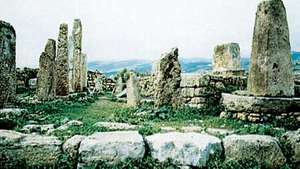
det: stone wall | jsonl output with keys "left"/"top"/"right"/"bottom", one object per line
{"left": 181, "top": 74, "right": 247, "bottom": 108}
{"left": 139, "top": 73, "right": 247, "bottom": 108}
{"left": 16, "top": 68, "right": 38, "bottom": 91}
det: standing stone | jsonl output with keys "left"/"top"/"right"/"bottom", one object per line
{"left": 127, "top": 73, "right": 141, "bottom": 107}
{"left": 68, "top": 36, "right": 74, "bottom": 93}
{"left": 81, "top": 53, "right": 87, "bottom": 90}
{"left": 115, "top": 76, "right": 125, "bottom": 94}
{"left": 213, "top": 43, "right": 241, "bottom": 71}
{"left": 0, "top": 21, "right": 16, "bottom": 108}
{"left": 154, "top": 47, "right": 182, "bottom": 108}
{"left": 56, "top": 23, "right": 69, "bottom": 96}
{"left": 37, "top": 39, "right": 56, "bottom": 101}
{"left": 72, "top": 19, "right": 83, "bottom": 92}
{"left": 248, "top": 0, "right": 294, "bottom": 97}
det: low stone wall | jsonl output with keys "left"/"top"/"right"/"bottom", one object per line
{"left": 1, "top": 128, "right": 299, "bottom": 168}
{"left": 180, "top": 74, "right": 247, "bottom": 108}
{"left": 16, "top": 68, "right": 38, "bottom": 91}
{"left": 138, "top": 73, "right": 247, "bottom": 108}
{"left": 221, "top": 93, "right": 300, "bottom": 123}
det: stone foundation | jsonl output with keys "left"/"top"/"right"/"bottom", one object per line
{"left": 139, "top": 73, "right": 247, "bottom": 108}
{"left": 221, "top": 93, "right": 300, "bottom": 122}
{"left": 180, "top": 74, "right": 247, "bottom": 108}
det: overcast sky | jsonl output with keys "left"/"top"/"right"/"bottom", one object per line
{"left": 1, "top": 0, "right": 300, "bottom": 68}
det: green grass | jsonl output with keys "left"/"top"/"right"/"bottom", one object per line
{"left": 12, "top": 92, "right": 296, "bottom": 140}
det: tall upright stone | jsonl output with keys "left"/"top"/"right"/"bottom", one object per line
{"left": 127, "top": 73, "right": 141, "bottom": 107}
{"left": 81, "top": 53, "right": 87, "bottom": 89}
{"left": 154, "top": 47, "right": 182, "bottom": 108}
{"left": 37, "top": 39, "right": 56, "bottom": 101}
{"left": 0, "top": 21, "right": 16, "bottom": 108}
{"left": 72, "top": 19, "right": 83, "bottom": 92}
{"left": 56, "top": 23, "right": 69, "bottom": 96}
{"left": 248, "top": 0, "right": 294, "bottom": 97}
{"left": 213, "top": 43, "right": 241, "bottom": 71}
{"left": 68, "top": 36, "right": 74, "bottom": 93}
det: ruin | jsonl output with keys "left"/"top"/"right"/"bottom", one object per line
{"left": 56, "top": 23, "right": 69, "bottom": 96}
{"left": 221, "top": 0, "right": 300, "bottom": 122}
{"left": 126, "top": 73, "right": 141, "bottom": 107}
{"left": 72, "top": 19, "right": 83, "bottom": 92}
{"left": 68, "top": 35, "right": 75, "bottom": 93}
{"left": 37, "top": 39, "right": 56, "bottom": 101}
{"left": 81, "top": 53, "right": 87, "bottom": 90}
{"left": 213, "top": 43, "right": 244, "bottom": 76}
{"left": 247, "top": 0, "right": 294, "bottom": 97}
{"left": 0, "top": 21, "right": 16, "bottom": 108}
{"left": 154, "top": 47, "right": 182, "bottom": 108}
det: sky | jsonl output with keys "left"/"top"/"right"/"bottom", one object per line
{"left": 1, "top": 0, "right": 300, "bottom": 68}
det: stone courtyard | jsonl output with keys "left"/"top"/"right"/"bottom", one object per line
{"left": 0, "top": 0, "right": 300, "bottom": 169}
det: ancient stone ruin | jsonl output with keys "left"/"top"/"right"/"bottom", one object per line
{"left": 213, "top": 43, "right": 244, "bottom": 76}
{"left": 0, "top": 20, "right": 16, "bottom": 108}
{"left": 247, "top": 0, "right": 294, "bottom": 97}
{"left": 154, "top": 47, "right": 181, "bottom": 108}
{"left": 37, "top": 39, "right": 56, "bottom": 101}
{"left": 126, "top": 73, "right": 141, "bottom": 107}
{"left": 221, "top": 0, "right": 300, "bottom": 122}
{"left": 68, "top": 35, "right": 75, "bottom": 93}
{"left": 72, "top": 19, "right": 83, "bottom": 92}
{"left": 56, "top": 23, "right": 69, "bottom": 96}
{"left": 81, "top": 53, "right": 87, "bottom": 90}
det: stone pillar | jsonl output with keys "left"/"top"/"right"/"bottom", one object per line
{"left": 0, "top": 21, "right": 16, "bottom": 108}
{"left": 114, "top": 76, "right": 124, "bottom": 94}
{"left": 68, "top": 36, "right": 74, "bottom": 93}
{"left": 56, "top": 23, "right": 69, "bottom": 96}
{"left": 72, "top": 19, "right": 83, "bottom": 92}
{"left": 81, "top": 53, "right": 87, "bottom": 90}
{"left": 247, "top": 0, "right": 294, "bottom": 97}
{"left": 37, "top": 39, "right": 56, "bottom": 101}
{"left": 127, "top": 73, "right": 141, "bottom": 107}
{"left": 154, "top": 47, "right": 182, "bottom": 108}
{"left": 213, "top": 43, "right": 241, "bottom": 71}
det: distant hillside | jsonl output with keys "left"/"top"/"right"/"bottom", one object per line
{"left": 89, "top": 51, "right": 300, "bottom": 76}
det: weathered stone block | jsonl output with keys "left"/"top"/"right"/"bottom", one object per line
{"left": 224, "top": 134, "right": 286, "bottom": 168}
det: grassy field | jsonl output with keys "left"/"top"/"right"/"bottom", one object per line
{"left": 12, "top": 92, "right": 298, "bottom": 140}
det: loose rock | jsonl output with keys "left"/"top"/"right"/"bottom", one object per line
{"left": 224, "top": 134, "right": 286, "bottom": 168}
{"left": 145, "top": 132, "right": 222, "bottom": 168}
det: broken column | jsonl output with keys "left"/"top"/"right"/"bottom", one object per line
{"left": 213, "top": 43, "right": 244, "bottom": 76}
{"left": 0, "top": 21, "right": 16, "bottom": 108}
{"left": 68, "top": 36, "right": 74, "bottom": 93}
{"left": 56, "top": 23, "right": 69, "bottom": 96}
{"left": 81, "top": 53, "right": 87, "bottom": 90}
{"left": 72, "top": 19, "right": 83, "bottom": 92}
{"left": 37, "top": 39, "right": 56, "bottom": 101}
{"left": 127, "top": 73, "right": 141, "bottom": 107}
{"left": 154, "top": 47, "right": 182, "bottom": 108}
{"left": 248, "top": 0, "right": 294, "bottom": 97}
